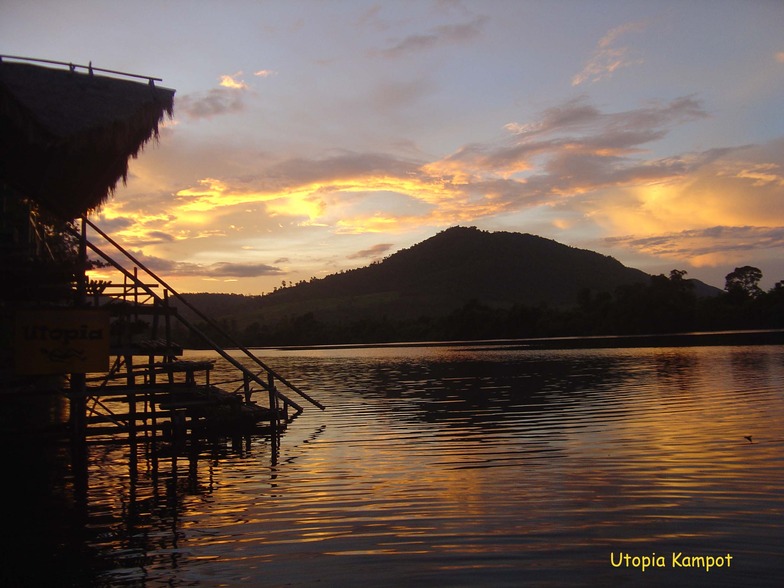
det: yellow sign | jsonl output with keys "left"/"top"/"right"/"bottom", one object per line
{"left": 14, "top": 309, "right": 110, "bottom": 375}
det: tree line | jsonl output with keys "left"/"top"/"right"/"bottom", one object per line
{"left": 177, "top": 266, "right": 783, "bottom": 348}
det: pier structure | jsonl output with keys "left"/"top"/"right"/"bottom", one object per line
{"left": 1, "top": 55, "right": 322, "bottom": 451}
{"left": 68, "top": 216, "right": 324, "bottom": 447}
{"left": 1, "top": 58, "right": 327, "bottom": 578}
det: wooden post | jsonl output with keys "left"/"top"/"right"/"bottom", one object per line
{"left": 268, "top": 373, "right": 278, "bottom": 431}
{"left": 69, "top": 216, "right": 89, "bottom": 442}
{"left": 126, "top": 354, "right": 135, "bottom": 387}
{"left": 133, "top": 266, "right": 138, "bottom": 306}
{"left": 243, "top": 373, "right": 251, "bottom": 403}
{"left": 128, "top": 387, "right": 136, "bottom": 446}
{"left": 164, "top": 289, "right": 172, "bottom": 361}
{"left": 172, "top": 408, "right": 186, "bottom": 451}
{"left": 149, "top": 384, "right": 157, "bottom": 447}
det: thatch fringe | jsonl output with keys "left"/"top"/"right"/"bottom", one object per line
{"left": 0, "top": 61, "right": 175, "bottom": 219}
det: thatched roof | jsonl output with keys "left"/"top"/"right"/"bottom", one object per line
{"left": 0, "top": 59, "right": 175, "bottom": 219}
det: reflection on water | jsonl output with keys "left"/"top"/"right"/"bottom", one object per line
{"left": 3, "top": 345, "right": 783, "bottom": 586}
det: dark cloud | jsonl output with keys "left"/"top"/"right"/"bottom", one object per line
{"left": 93, "top": 216, "right": 134, "bottom": 233}
{"left": 177, "top": 88, "right": 245, "bottom": 120}
{"left": 508, "top": 96, "right": 705, "bottom": 143}
{"left": 146, "top": 231, "right": 175, "bottom": 242}
{"left": 348, "top": 243, "right": 394, "bottom": 260}
{"left": 370, "top": 77, "right": 434, "bottom": 114}
{"left": 377, "top": 15, "right": 487, "bottom": 57}
{"left": 605, "top": 226, "right": 784, "bottom": 257}
{"left": 508, "top": 97, "right": 602, "bottom": 136}
{"left": 126, "top": 250, "right": 283, "bottom": 278}
{"left": 207, "top": 262, "right": 284, "bottom": 278}
{"left": 449, "top": 97, "right": 705, "bottom": 174}
{"left": 439, "top": 96, "right": 710, "bottom": 203}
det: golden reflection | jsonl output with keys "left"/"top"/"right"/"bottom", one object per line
{"left": 63, "top": 346, "right": 784, "bottom": 584}
{"left": 563, "top": 349, "right": 782, "bottom": 494}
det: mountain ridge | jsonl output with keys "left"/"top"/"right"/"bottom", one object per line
{"left": 179, "top": 226, "right": 721, "bottom": 327}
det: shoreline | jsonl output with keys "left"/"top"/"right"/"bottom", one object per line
{"left": 187, "top": 329, "right": 784, "bottom": 353}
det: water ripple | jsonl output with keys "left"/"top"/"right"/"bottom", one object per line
{"left": 38, "top": 345, "right": 784, "bottom": 586}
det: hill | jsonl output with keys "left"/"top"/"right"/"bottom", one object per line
{"left": 254, "top": 226, "right": 654, "bottom": 321}
{"left": 173, "top": 227, "right": 723, "bottom": 346}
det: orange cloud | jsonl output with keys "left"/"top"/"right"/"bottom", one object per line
{"left": 605, "top": 226, "right": 784, "bottom": 269}
{"left": 173, "top": 172, "right": 469, "bottom": 228}
{"left": 219, "top": 72, "right": 247, "bottom": 89}
{"left": 582, "top": 137, "right": 784, "bottom": 241}
{"left": 689, "top": 251, "right": 746, "bottom": 268}
{"left": 102, "top": 95, "right": 782, "bottom": 291}
{"left": 336, "top": 214, "right": 400, "bottom": 234}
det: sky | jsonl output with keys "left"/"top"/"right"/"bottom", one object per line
{"left": 3, "top": 0, "right": 783, "bottom": 294}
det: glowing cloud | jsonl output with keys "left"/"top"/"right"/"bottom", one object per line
{"left": 605, "top": 226, "right": 784, "bottom": 268}
{"left": 146, "top": 96, "right": 730, "bottom": 247}
{"left": 104, "top": 91, "right": 781, "bottom": 291}
{"left": 219, "top": 71, "right": 248, "bottom": 89}
{"left": 336, "top": 215, "right": 400, "bottom": 234}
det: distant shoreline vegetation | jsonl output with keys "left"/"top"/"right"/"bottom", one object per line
{"left": 238, "top": 330, "right": 784, "bottom": 352}
{"left": 165, "top": 228, "right": 782, "bottom": 349}
{"left": 175, "top": 268, "right": 784, "bottom": 349}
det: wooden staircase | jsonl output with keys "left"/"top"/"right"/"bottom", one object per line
{"left": 69, "top": 217, "right": 323, "bottom": 443}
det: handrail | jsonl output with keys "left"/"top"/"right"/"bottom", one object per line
{"left": 86, "top": 240, "right": 304, "bottom": 412}
{"left": 80, "top": 234, "right": 305, "bottom": 414}
{"left": 0, "top": 54, "right": 163, "bottom": 84}
{"left": 81, "top": 217, "right": 324, "bottom": 411}
{"left": 68, "top": 221, "right": 327, "bottom": 415}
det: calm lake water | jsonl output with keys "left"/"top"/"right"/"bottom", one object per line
{"left": 4, "top": 343, "right": 783, "bottom": 587}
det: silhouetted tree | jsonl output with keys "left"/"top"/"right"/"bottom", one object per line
{"left": 669, "top": 269, "right": 688, "bottom": 282}
{"left": 609, "top": 271, "right": 696, "bottom": 334}
{"left": 725, "top": 266, "right": 763, "bottom": 300}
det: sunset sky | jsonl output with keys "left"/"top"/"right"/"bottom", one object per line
{"left": 3, "top": 0, "right": 783, "bottom": 294}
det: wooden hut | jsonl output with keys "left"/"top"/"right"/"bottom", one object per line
{"left": 0, "top": 56, "right": 174, "bottom": 220}
{"left": 1, "top": 56, "right": 320, "bottom": 434}
{"left": 1, "top": 56, "right": 174, "bottom": 386}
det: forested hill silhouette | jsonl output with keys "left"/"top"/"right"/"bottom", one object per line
{"left": 277, "top": 226, "right": 655, "bottom": 317}
{"left": 175, "top": 227, "right": 736, "bottom": 346}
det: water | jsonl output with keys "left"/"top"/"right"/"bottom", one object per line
{"left": 4, "top": 344, "right": 783, "bottom": 586}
